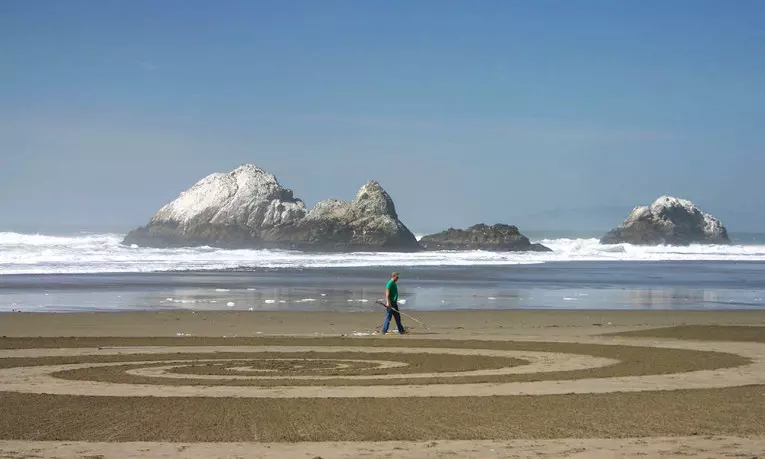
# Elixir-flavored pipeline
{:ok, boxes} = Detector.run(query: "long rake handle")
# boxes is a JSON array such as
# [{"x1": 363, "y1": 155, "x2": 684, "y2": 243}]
[{"x1": 375, "y1": 300, "x2": 429, "y2": 329}]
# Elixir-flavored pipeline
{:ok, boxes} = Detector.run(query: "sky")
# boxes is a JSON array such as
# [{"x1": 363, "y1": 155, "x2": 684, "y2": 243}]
[{"x1": 1, "y1": 0, "x2": 764, "y2": 233}]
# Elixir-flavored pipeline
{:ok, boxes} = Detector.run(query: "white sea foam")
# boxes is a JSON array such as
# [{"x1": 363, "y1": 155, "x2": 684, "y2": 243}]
[
  {"x1": 1, "y1": 232, "x2": 765, "y2": 275},
  {"x1": 164, "y1": 299, "x2": 197, "y2": 304}
]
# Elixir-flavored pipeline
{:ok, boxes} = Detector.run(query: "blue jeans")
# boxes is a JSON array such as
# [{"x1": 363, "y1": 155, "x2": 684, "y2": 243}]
[{"x1": 382, "y1": 302, "x2": 405, "y2": 334}]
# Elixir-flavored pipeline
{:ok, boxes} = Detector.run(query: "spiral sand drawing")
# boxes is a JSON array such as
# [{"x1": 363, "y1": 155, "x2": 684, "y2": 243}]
[{"x1": 1, "y1": 314, "x2": 764, "y2": 458}]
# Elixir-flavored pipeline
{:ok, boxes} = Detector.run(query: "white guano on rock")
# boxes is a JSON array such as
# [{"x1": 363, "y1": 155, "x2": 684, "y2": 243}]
[
  {"x1": 601, "y1": 195, "x2": 730, "y2": 246},
  {"x1": 123, "y1": 165, "x2": 419, "y2": 251}
]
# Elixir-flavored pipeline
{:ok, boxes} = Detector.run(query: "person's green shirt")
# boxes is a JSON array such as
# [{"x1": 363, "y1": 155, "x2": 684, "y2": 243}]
[{"x1": 386, "y1": 279, "x2": 398, "y2": 303}]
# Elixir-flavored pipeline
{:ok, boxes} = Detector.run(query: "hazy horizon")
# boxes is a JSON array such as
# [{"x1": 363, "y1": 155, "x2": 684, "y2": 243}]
[{"x1": 2, "y1": 1, "x2": 763, "y2": 233}]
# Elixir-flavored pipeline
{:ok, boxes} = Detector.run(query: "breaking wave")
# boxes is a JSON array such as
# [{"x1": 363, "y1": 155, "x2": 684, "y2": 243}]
[{"x1": 1, "y1": 232, "x2": 765, "y2": 275}]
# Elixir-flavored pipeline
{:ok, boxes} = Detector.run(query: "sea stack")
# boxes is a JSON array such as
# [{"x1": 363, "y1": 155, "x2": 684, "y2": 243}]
[
  {"x1": 419, "y1": 224, "x2": 551, "y2": 252},
  {"x1": 122, "y1": 165, "x2": 420, "y2": 252},
  {"x1": 600, "y1": 196, "x2": 730, "y2": 245}
]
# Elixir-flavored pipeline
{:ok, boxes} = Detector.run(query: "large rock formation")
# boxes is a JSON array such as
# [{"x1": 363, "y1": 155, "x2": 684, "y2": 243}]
[
  {"x1": 419, "y1": 224, "x2": 552, "y2": 252},
  {"x1": 601, "y1": 196, "x2": 730, "y2": 245},
  {"x1": 259, "y1": 181, "x2": 420, "y2": 250},
  {"x1": 122, "y1": 165, "x2": 420, "y2": 251}
]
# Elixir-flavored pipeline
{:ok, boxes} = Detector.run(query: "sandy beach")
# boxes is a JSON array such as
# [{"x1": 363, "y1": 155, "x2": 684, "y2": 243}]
[{"x1": 1, "y1": 309, "x2": 764, "y2": 458}]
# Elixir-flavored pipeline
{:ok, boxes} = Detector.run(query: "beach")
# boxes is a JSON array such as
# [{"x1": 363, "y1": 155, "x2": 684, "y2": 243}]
[{"x1": 1, "y1": 309, "x2": 764, "y2": 458}]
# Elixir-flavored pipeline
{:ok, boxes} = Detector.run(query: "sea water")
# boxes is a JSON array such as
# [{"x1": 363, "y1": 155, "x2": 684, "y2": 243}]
[{"x1": 1, "y1": 231, "x2": 764, "y2": 312}]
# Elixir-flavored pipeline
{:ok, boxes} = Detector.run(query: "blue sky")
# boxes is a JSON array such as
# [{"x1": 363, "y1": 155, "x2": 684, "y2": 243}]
[{"x1": 2, "y1": 0, "x2": 764, "y2": 233}]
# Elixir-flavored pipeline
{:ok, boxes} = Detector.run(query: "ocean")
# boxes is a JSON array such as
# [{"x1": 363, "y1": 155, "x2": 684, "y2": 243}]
[{"x1": 1, "y1": 231, "x2": 765, "y2": 312}]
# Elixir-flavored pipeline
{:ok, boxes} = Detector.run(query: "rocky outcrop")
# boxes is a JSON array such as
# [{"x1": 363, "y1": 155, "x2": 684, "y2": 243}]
[
  {"x1": 122, "y1": 165, "x2": 419, "y2": 251},
  {"x1": 419, "y1": 224, "x2": 552, "y2": 252},
  {"x1": 600, "y1": 196, "x2": 730, "y2": 245},
  {"x1": 260, "y1": 181, "x2": 420, "y2": 251}
]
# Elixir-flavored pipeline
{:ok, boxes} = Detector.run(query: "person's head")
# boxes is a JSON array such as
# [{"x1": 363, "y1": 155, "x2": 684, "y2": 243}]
[{"x1": 391, "y1": 272, "x2": 400, "y2": 281}]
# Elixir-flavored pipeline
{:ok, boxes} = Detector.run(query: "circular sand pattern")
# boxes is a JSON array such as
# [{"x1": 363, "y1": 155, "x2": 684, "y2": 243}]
[
  {"x1": 0, "y1": 336, "x2": 763, "y2": 399},
  {"x1": 149, "y1": 356, "x2": 412, "y2": 377},
  {"x1": 0, "y1": 346, "x2": 611, "y2": 395}
]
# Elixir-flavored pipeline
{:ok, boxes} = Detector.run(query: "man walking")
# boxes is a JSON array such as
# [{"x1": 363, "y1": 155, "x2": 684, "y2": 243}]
[{"x1": 382, "y1": 271, "x2": 406, "y2": 334}]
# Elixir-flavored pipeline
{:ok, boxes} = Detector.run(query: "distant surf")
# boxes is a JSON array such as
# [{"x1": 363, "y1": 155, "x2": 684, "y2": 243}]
[{"x1": 2, "y1": 232, "x2": 765, "y2": 275}]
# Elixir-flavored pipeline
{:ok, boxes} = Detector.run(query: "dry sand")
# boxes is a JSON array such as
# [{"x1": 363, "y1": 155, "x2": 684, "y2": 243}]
[{"x1": 0, "y1": 309, "x2": 764, "y2": 458}]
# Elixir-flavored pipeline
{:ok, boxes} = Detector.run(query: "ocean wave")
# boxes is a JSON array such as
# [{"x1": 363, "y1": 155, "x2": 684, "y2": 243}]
[{"x1": 1, "y1": 232, "x2": 765, "y2": 275}]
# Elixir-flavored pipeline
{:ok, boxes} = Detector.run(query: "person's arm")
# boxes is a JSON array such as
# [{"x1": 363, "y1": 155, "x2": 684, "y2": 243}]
[{"x1": 385, "y1": 287, "x2": 391, "y2": 307}]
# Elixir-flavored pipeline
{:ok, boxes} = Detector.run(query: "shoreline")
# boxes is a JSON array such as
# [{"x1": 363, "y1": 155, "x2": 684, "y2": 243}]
[{"x1": 3, "y1": 261, "x2": 765, "y2": 313}]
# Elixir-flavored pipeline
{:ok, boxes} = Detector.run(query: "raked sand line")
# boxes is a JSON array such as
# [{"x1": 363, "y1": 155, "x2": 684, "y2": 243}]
[
  {"x1": 0, "y1": 337, "x2": 763, "y2": 398},
  {"x1": 2, "y1": 437, "x2": 765, "y2": 459}
]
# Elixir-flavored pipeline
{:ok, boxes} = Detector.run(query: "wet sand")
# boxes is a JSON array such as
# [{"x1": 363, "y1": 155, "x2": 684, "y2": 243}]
[
  {"x1": 2, "y1": 308, "x2": 764, "y2": 337},
  {"x1": 0, "y1": 310, "x2": 764, "y2": 458}
]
